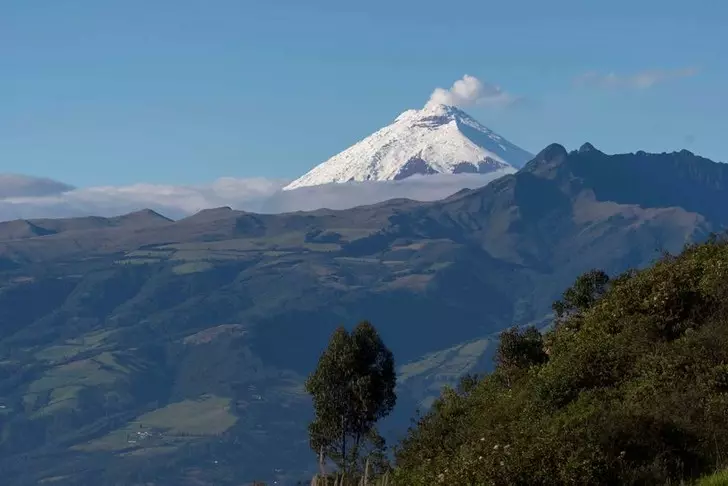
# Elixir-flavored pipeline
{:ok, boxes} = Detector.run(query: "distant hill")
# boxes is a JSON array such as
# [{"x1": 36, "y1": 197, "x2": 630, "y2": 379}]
[
  {"x1": 0, "y1": 145, "x2": 725, "y2": 485},
  {"x1": 0, "y1": 209, "x2": 172, "y2": 241}
]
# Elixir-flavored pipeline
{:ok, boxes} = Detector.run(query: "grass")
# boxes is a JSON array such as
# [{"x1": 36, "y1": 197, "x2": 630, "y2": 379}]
[
  {"x1": 697, "y1": 470, "x2": 728, "y2": 485},
  {"x1": 114, "y1": 257, "x2": 160, "y2": 265},
  {"x1": 380, "y1": 273, "x2": 432, "y2": 291},
  {"x1": 28, "y1": 359, "x2": 120, "y2": 396},
  {"x1": 38, "y1": 476, "x2": 72, "y2": 484},
  {"x1": 26, "y1": 351, "x2": 131, "y2": 415},
  {"x1": 34, "y1": 345, "x2": 88, "y2": 363},
  {"x1": 138, "y1": 395, "x2": 237, "y2": 434},
  {"x1": 42, "y1": 385, "x2": 84, "y2": 414},
  {"x1": 427, "y1": 261, "x2": 453, "y2": 271},
  {"x1": 182, "y1": 324, "x2": 247, "y2": 345},
  {"x1": 67, "y1": 329, "x2": 115, "y2": 347},
  {"x1": 397, "y1": 338, "x2": 492, "y2": 408},
  {"x1": 113, "y1": 231, "x2": 392, "y2": 271},
  {"x1": 160, "y1": 235, "x2": 344, "y2": 255},
  {"x1": 76, "y1": 394, "x2": 238, "y2": 453},
  {"x1": 334, "y1": 257, "x2": 381, "y2": 264},
  {"x1": 125, "y1": 249, "x2": 173, "y2": 259},
  {"x1": 35, "y1": 329, "x2": 115, "y2": 363},
  {"x1": 171, "y1": 261, "x2": 214, "y2": 275},
  {"x1": 119, "y1": 445, "x2": 179, "y2": 457},
  {"x1": 93, "y1": 351, "x2": 133, "y2": 374},
  {"x1": 398, "y1": 338, "x2": 491, "y2": 382}
]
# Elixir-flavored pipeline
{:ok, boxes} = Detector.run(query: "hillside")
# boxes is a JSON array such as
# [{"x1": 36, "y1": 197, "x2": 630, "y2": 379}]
[
  {"x1": 393, "y1": 237, "x2": 728, "y2": 485},
  {"x1": 0, "y1": 145, "x2": 725, "y2": 485}
]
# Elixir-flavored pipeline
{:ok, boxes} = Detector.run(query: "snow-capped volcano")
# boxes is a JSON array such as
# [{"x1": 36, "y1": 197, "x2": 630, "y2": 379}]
[{"x1": 283, "y1": 102, "x2": 533, "y2": 191}]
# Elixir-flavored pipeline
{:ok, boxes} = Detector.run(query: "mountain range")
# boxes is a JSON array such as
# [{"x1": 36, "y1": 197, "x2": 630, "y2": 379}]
[{"x1": 0, "y1": 142, "x2": 726, "y2": 485}]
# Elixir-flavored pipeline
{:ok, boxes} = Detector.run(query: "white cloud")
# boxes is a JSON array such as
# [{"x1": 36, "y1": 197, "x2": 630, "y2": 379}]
[
  {"x1": 0, "y1": 176, "x2": 286, "y2": 221},
  {"x1": 428, "y1": 75, "x2": 518, "y2": 108},
  {"x1": 0, "y1": 171, "x2": 514, "y2": 222},
  {"x1": 260, "y1": 170, "x2": 514, "y2": 213},
  {"x1": 0, "y1": 174, "x2": 75, "y2": 198},
  {"x1": 574, "y1": 67, "x2": 698, "y2": 90}
]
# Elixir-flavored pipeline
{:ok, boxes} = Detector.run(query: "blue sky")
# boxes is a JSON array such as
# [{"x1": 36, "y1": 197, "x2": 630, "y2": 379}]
[{"x1": 1, "y1": 0, "x2": 726, "y2": 187}]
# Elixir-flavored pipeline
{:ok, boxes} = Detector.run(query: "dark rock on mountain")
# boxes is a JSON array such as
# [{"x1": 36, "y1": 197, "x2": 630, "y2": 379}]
[{"x1": 578, "y1": 142, "x2": 599, "y2": 153}]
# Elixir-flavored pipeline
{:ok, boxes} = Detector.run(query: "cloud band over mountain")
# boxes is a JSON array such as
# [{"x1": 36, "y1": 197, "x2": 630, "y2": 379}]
[{"x1": 0, "y1": 171, "x2": 512, "y2": 222}]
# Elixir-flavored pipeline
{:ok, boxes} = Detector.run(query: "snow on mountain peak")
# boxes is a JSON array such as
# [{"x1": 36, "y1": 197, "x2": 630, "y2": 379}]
[{"x1": 283, "y1": 102, "x2": 533, "y2": 191}]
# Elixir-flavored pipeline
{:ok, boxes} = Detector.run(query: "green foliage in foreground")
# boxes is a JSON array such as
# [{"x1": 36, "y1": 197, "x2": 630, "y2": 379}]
[
  {"x1": 392, "y1": 238, "x2": 728, "y2": 485},
  {"x1": 306, "y1": 322, "x2": 396, "y2": 476},
  {"x1": 697, "y1": 470, "x2": 728, "y2": 486}
]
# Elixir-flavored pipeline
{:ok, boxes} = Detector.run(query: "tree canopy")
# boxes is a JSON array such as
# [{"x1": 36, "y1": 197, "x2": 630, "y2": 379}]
[{"x1": 305, "y1": 321, "x2": 396, "y2": 476}]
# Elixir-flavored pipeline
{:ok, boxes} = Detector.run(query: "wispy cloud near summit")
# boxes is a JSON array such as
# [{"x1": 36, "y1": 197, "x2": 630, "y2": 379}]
[
  {"x1": 575, "y1": 67, "x2": 699, "y2": 90},
  {"x1": 428, "y1": 75, "x2": 519, "y2": 108}
]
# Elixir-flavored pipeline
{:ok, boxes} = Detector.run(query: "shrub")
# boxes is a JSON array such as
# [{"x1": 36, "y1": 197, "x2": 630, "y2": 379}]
[{"x1": 392, "y1": 238, "x2": 728, "y2": 485}]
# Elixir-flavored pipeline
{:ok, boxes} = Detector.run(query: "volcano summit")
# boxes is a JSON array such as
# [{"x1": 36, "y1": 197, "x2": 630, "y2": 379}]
[{"x1": 283, "y1": 102, "x2": 533, "y2": 190}]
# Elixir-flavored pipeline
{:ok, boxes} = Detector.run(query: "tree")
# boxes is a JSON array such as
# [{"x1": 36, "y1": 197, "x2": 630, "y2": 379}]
[
  {"x1": 495, "y1": 326, "x2": 548, "y2": 370},
  {"x1": 552, "y1": 269, "x2": 610, "y2": 325},
  {"x1": 494, "y1": 326, "x2": 548, "y2": 387},
  {"x1": 305, "y1": 321, "x2": 396, "y2": 475},
  {"x1": 456, "y1": 373, "x2": 480, "y2": 395}
]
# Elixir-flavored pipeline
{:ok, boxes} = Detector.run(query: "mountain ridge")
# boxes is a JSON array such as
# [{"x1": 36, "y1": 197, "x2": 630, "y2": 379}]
[{"x1": 0, "y1": 145, "x2": 725, "y2": 485}]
